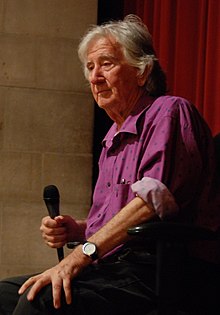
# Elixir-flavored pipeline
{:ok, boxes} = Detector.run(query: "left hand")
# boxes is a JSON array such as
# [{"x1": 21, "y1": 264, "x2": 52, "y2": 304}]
[{"x1": 18, "y1": 247, "x2": 90, "y2": 309}]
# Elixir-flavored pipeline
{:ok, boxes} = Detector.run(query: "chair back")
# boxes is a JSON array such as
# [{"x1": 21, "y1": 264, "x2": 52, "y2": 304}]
[{"x1": 214, "y1": 133, "x2": 220, "y2": 179}]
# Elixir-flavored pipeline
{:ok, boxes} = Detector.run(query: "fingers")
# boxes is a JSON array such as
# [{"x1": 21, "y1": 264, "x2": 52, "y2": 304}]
[
  {"x1": 18, "y1": 265, "x2": 73, "y2": 309},
  {"x1": 63, "y1": 277, "x2": 72, "y2": 305},
  {"x1": 52, "y1": 272, "x2": 72, "y2": 307},
  {"x1": 42, "y1": 227, "x2": 67, "y2": 241},
  {"x1": 46, "y1": 238, "x2": 66, "y2": 249},
  {"x1": 18, "y1": 274, "x2": 43, "y2": 297},
  {"x1": 18, "y1": 271, "x2": 65, "y2": 309},
  {"x1": 40, "y1": 217, "x2": 58, "y2": 235},
  {"x1": 27, "y1": 278, "x2": 49, "y2": 302},
  {"x1": 54, "y1": 216, "x2": 66, "y2": 225},
  {"x1": 51, "y1": 276, "x2": 63, "y2": 309},
  {"x1": 40, "y1": 216, "x2": 68, "y2": 248},
  {"x1": 50, "y1": 275, "x2": 72, "y2": 308},
  {"x1": 41, "y1": 216, "x2": 57, "y2": 228}
]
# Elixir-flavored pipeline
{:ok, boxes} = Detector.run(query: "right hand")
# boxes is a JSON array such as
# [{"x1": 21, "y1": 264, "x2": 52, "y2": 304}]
[
  {"x1": 19, "y1": 244, "x2": 91, "y2": 308},
  {"x1": 40, "y1": 215, "x2": 84, "y2": 248}
]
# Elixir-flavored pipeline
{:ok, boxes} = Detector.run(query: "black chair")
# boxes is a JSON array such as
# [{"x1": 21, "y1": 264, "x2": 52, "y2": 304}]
[
  {"x1": 128, "y1": 134, "x2": 220, "y2": 315},
  {"x1": 128, "y1": 222, "x2": 220, "y2": 315}
]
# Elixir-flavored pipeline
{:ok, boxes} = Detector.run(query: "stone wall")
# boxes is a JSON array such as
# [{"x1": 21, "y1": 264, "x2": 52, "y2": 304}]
[{"x1": 0, "y1": 0, "x2": 97, "y2": 277}]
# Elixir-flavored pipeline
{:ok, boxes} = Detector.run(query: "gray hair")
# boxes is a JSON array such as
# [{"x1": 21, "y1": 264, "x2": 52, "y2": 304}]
[{"x1": 78, "y1": 15, "x2": 167, "y2": 96}]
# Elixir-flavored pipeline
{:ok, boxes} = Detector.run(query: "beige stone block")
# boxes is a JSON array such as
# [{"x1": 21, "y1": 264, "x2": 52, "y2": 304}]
[
  {"x1": 43, "y1": 153, "x2": 93, "y2": 204},
  {"x1": 0, "y1": 34, "x2": 36, "y2": 87},
  {"x1": 4, "y1": 0, "x2": 97, "y2": 39},
  {"x1": 0, "y1": 202, "x2": 3, "y2": 265},
  {"x1": 0, "y1": 265, "x2": 40, "y2": 278},
  {"x1": 0, "y1": 151, "x2": 42, "y2": 201},
  {"x1": 36, "y1": 38, "x2": 89, "y2": 92},
  {"x1": 0, "y1": 86, "x2": 6, "y2": 150},
  {"x1": 0, "y1": 0, "x2": 4, "y2": 32},
  {"x1": 0, "y1": 35, "x2": 90, "y2": 92},
  {"x1": 0, "y1": 201, "x2": 55, "y2": 271},
  {"x1": 4, "y1": 88, "x2": 94, "y2": 154},
  {"x1": 1, "y1": 205, "x2": 30, "y2": 265}
]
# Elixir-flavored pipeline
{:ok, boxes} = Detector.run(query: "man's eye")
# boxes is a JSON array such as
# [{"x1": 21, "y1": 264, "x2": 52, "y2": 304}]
[
  {"x1": 103, "y1": 61, "x2": 113, "y2": 69},
  {"x1": 87, "y1": 63, "x2": 94, "y2": 71}
]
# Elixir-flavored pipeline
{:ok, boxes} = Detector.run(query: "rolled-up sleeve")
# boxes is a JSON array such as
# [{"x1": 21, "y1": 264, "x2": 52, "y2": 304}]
[{"x1": 131, "y1": 177, "x2": 179, "y2": 219}]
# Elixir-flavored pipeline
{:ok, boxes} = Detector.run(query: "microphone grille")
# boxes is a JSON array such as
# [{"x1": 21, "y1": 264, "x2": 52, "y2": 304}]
[{"x1": 43, "y1": 185, "x2": 60, "y2": 199}]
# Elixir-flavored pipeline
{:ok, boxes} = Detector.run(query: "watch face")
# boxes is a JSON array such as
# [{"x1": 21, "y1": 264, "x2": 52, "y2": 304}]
[{"x1": 83, "y1": 242, "x2": 96, "y2": 255}]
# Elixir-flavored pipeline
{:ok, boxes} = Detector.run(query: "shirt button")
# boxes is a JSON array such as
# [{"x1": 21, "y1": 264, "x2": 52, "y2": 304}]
[{"x1": 107, "y1": 182, "x2": 111, "y2": 187}]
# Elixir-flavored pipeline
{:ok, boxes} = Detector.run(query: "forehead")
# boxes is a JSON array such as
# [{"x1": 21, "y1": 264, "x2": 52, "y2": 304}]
[{"x1": 86, "y1": 36, "x2": 124, "y2": 61}]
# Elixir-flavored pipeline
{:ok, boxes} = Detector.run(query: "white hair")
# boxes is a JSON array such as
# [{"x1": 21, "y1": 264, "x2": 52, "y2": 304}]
[{"x1": 78, "y1": 15, "x2": 167, "y2": 96}]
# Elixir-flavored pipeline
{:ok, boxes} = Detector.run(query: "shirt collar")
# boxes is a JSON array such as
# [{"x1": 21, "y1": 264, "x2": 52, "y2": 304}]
[{"x1": 102, "y1": 95, "x2": 155, "y2": 147}]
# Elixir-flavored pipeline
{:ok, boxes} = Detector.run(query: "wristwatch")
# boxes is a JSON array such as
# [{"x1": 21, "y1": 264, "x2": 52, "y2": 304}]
[{"x1": 82, "y1": 241, "x2": 98, "y2": 261}]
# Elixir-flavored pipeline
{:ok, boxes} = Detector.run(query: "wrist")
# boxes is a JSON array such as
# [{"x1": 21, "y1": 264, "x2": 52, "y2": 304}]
[
  {"x1": 82, "y1": 241, "x2": 98, "y2": 261},
  {"x1": 69, "y1": 241, "x2": 98, "y2": 262},
  {"x1": 70, "y1": 244, "x2": 93, "y2": 266}
]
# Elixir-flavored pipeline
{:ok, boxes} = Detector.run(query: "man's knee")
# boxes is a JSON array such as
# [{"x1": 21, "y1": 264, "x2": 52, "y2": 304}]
[
  {"x1": 12, "y1": 285, "x2": 53, "y2": 315},
  {"x1": 0, "y1": 279, "x2": 20, "y2": 315}
]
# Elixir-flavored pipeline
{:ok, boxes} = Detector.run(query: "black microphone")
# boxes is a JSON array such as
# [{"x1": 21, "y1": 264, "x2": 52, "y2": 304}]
[{"x1": 43, "y1": 185, "x2": 64, "y2": 262}]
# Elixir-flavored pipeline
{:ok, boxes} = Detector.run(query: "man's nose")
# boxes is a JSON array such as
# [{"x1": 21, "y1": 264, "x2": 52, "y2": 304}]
[{"x1": 89, "y1": 66, "x2": 105, "y2": 85}]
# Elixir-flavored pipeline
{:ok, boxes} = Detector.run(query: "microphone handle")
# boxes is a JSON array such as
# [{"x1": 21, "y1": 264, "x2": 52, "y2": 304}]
[{"x1": 57, "y1": 247, "x2": 64, "y2": 262}]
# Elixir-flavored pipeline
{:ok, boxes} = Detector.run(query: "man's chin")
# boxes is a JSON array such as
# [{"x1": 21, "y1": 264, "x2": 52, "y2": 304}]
[
  {"x1": 97, "y1": 102, "x2": 109, "y2": 109},
  {"x1": 96, "y1": 97, "x2": 113, "y2": 109}
]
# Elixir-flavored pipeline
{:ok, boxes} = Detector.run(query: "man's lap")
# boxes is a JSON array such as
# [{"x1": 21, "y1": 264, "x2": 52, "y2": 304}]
[{"x1": 0, "y1": 247, "x2": 157, "y2": 315}]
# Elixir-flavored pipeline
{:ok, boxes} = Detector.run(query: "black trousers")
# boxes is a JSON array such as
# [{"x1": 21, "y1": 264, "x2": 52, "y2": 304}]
[{"x1": 0, "y1": 247, "x2": 157, "y2": 315}]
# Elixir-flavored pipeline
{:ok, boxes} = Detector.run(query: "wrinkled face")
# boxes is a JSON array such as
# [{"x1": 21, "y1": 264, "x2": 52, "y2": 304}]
[{"x1": 86, "y1": 36, "x2": 141, "y2": 113}]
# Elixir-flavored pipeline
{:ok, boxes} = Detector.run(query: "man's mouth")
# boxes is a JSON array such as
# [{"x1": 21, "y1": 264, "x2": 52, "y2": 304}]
[{"x1": 97, "y1": 89, "x2": 111, "y2": 94}]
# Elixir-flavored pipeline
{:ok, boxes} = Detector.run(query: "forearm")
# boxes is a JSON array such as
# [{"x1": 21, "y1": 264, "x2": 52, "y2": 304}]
[{"x1": 86, "y1": 196, "x2": 156, "y2": 258}]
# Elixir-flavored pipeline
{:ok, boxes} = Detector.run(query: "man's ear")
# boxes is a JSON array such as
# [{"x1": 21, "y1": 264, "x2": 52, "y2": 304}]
[{"x1": 137, "y1": 65, "x2": 152, "y2": 87}]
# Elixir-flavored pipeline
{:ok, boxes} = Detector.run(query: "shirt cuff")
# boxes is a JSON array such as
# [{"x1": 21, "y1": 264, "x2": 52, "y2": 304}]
[{"x1": 131, "y1": 177, "x2": 179, "y2": 219}]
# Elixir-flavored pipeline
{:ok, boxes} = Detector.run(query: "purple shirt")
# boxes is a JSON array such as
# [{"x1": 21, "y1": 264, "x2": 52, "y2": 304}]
[{"x1": 86, "y1": 94, "x2": 218, "y2": 239}]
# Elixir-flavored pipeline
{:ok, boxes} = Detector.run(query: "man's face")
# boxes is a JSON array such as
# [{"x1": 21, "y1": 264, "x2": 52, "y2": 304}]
[{"x1": 86, "y1": 36, "x2": 140, "y2": 113}]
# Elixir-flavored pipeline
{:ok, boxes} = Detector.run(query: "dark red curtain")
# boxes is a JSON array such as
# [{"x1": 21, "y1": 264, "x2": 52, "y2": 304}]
[{"x1": 124, "y1": 0, "x2": 220, "y2": 135}]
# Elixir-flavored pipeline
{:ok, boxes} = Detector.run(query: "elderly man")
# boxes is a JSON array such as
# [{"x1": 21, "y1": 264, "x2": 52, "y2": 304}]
[{"x1": 0, "y1": 15, "x2": 217, "y2": 315}]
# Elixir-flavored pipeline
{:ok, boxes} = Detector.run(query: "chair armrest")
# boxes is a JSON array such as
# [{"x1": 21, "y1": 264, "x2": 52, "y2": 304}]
[{"x1": 127, "y1": 222, "x2": 218, "y2": 241}]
